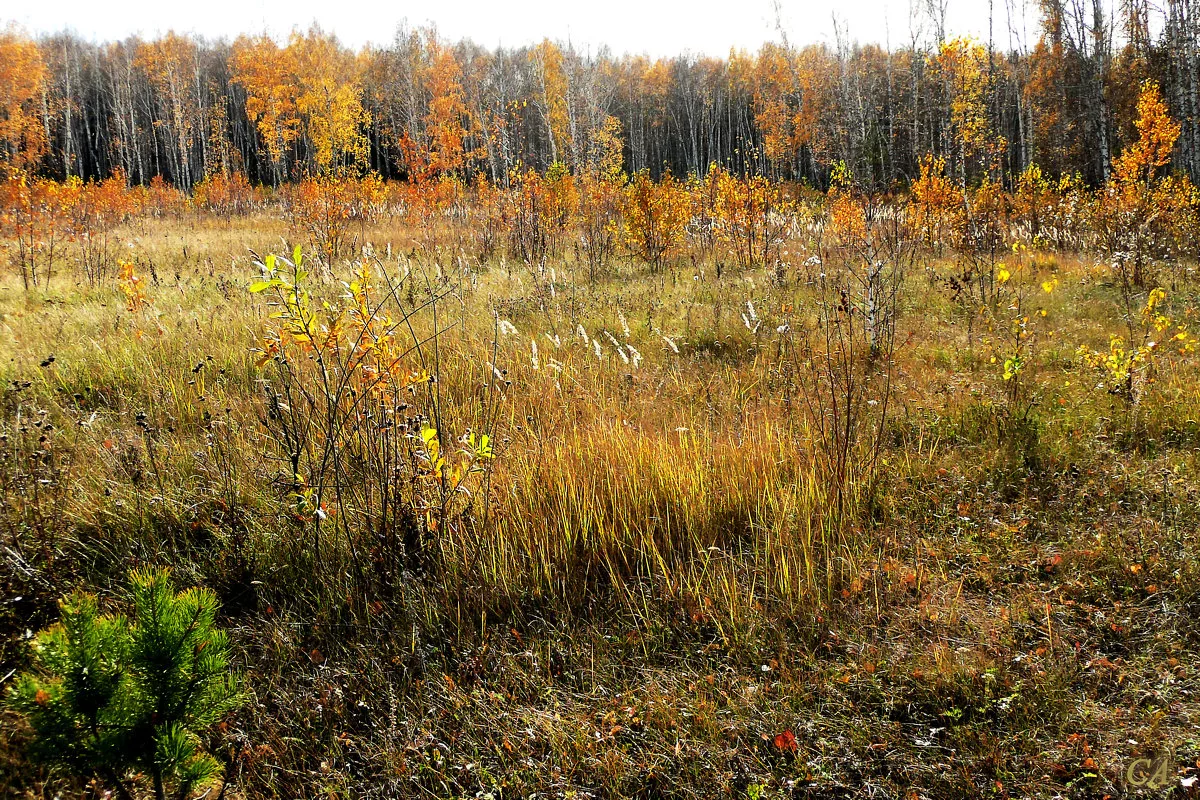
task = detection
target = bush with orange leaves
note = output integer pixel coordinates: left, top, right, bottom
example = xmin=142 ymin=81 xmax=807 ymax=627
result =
xmin=1 ymin=172 xmax=146 ymax=288
xmin=403 ymin=173 xmax=465 ymax=223
xmin=689 ymin=164 xmax=723 ymax=263
xmin=284 ymin=173 xmax=386 ymax=265
xmin=506 ymin=163 xmax=577 ymax=268
xmin=577 ymin=170 xmax=623 ymax=279
xmin=193 ymin=172 xmax=255 ymax=218
xmin=63 ymin=175 xmax=141 ymax=285
xmin=909 ymin=154 xmax=961 ymax=256
xmin=711 ymin=168 xmax=792 ymax=270
xmin=398 ymin=174 xmax=465 ymax=253
xmin=146 ymin=175 xmax=187 ymax=218
xmin=468 ymin=173 xmax=504 ymax=263
xmin=623 ymin=169 xmax=691 ymax=272
xmin=0 ymin=172 xmax=71 ymax=289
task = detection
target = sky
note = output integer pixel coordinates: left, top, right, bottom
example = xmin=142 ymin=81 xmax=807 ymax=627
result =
xmin=8 ymin=0 xmax=1044 ymax=57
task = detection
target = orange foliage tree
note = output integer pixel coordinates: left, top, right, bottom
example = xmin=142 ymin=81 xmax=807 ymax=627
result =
xmin=285 ymin=174 xmax=386 ymax=265
xmin=1096 ymin=81 xmax=1184 ymax=288
xmin=65 ymin=174 xmax=140 ymax=285
xmin=0 ymin=30 xmax=47 ymax=177
xmin=531 ymin=40 xmax=573 ymax=168
xmin=1 ymin=175 xmax=69 ymax=289
xmin=233 ymin=29 xmax=370 ymax=178
xmin=506 ymin=163 xmax=578 ymax=267
xmin=291 ymin=28 xmax=370 ymax=174
xmin=420 ymin=36 xmax=482 ymax=179
xmin=231 ymin=36 xmax=301 ymax=185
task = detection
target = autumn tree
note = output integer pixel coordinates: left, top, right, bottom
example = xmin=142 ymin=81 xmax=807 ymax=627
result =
xmin=135 ymin=33 xmax=203 ymax=189
xmin=421 ymin=36 xmax=479 ymax=178
xmin=231 ymin=35 xmax=301 ymax=185
xmin=753 ymin=43 xmax=798 ymax=177
xmin=1 ymin=175 xmax=67 ymax=289
xmin=578 ymin=115 xmax=626 ymax=278
xmin=1026 ymin=4 xmax=1071 ymax=175
xmin=713 ymin=169 xmax=792 ymax=269
xmin=0 ymin=29 xmax=48 ymax=176
xmin=1097 ymin=81 xmax=1184 ymax=288
xmin=909 ymin=154 xmax=960 ymax=254
xmin=11 ymin=18 xmax=1200 ymax=191
xmin=623 ymin=170 xmax=691 ymax=271
xmin=929 ymin=37 xmax=1005 ymax=182
xmin=790 ymin=45 xmax=837 ymax=175
xmin=531 ymin=40 xmax=573 ymax=169
xmin=291 ymin=27 xmax=370 ymax=175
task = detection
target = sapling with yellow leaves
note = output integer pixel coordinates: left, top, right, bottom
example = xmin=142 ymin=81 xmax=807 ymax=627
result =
xmin=248 ymin=248 xmax=501 ymax=589
xmin=986 ymin=252 xmax=1059 ymax=435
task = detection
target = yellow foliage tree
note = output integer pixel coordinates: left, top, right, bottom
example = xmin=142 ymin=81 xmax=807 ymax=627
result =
xmin=1112 ymin=81 xmax=1180 ymax=188
xmin=623 ymin=170 xmax=691 ymax=271
xmin=531 ymin=40 xmax=572 ymax=168
xmin=930 ymin=38 xmax=1005 ymax=180
xmin=290 ymin=28 xmax=370 ymax=175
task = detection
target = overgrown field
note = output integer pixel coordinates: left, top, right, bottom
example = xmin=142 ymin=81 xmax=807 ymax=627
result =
xmin=3 ymin=165 xmax=1200 ymax=797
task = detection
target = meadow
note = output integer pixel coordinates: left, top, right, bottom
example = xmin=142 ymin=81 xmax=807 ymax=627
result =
xmin=3 ymin=149 xmax=1200 ymax=797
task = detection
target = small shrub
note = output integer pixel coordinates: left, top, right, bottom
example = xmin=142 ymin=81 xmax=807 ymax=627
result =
xmin=7 ymin=568 xmax=243 ymax=800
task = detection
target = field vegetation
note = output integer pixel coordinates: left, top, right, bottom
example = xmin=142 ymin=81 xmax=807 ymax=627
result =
xmin=1 ymin=23 xmax=1199 ymax=797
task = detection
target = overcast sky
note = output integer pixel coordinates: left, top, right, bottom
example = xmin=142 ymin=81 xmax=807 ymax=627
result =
xmin=9 ymin=0 xmax=1044 ymax=56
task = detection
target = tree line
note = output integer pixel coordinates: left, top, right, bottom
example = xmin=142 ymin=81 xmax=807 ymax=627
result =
xmin=2 ymin=0 xmax=1200 ymax=190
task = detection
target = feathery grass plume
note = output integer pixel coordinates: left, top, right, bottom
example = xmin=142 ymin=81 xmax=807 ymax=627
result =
xmin=603 ymin=331 xmax=629 ymax=363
